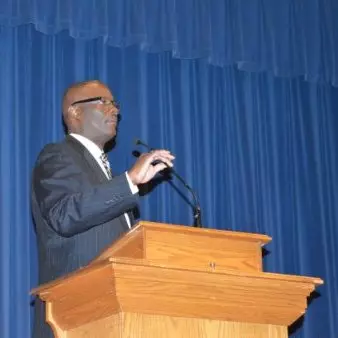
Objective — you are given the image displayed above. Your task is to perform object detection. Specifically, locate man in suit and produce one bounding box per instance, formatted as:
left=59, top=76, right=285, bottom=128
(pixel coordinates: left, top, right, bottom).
left=31, top=80, right=174, bottom=338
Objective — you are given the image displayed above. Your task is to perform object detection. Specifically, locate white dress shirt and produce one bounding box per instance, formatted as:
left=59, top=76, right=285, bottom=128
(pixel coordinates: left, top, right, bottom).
left=70, top=133, right=138, bottom=228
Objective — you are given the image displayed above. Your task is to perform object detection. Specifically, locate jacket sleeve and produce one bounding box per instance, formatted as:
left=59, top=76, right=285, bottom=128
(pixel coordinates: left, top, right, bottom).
left=32, top=144, right=139, bottom=237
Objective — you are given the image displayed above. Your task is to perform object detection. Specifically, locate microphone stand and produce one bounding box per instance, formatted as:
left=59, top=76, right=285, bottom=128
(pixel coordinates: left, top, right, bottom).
left=135, top=139, right=203, bottom=228
left=170, top=171, right=202, bottom=228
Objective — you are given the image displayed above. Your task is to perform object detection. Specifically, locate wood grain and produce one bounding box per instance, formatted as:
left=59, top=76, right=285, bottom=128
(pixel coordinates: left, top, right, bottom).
left=122, top=313, right=288, bottom=338
left=111, top=259, right=317, bottom=326
left=42, top=262, right=119, bottom=330
left=36, top=257, right=321, bottom=332
left=62, top=312, right=288, bottom=338
left=145, top=228, right=263, bottom=272
left=92, top=221, right=271, bottom=272
left=67, top=313, right=121, bottom=338
left=31, top=221, right=323, bottom=338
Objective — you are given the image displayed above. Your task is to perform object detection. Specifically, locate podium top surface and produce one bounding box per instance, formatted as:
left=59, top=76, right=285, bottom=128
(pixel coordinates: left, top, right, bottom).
left=132, top=221, right=272, bottom=243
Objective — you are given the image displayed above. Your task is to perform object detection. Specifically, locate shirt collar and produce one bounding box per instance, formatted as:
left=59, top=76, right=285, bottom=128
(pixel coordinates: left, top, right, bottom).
left=69, top=133, right=103, bottom=160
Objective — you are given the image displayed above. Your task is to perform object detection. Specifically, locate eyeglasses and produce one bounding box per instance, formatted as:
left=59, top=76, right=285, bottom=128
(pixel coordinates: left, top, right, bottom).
left=70, top=96, right=120, bottom=110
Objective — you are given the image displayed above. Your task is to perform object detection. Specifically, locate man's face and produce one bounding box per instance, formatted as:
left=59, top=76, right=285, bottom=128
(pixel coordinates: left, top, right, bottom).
left=72, top=84, right=120, bottom=146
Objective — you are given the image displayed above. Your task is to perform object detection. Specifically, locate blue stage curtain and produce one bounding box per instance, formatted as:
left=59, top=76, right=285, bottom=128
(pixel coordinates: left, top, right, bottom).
left=1, top=0, right=338, bottom=86
left=0, top=24, right=338, bottom=338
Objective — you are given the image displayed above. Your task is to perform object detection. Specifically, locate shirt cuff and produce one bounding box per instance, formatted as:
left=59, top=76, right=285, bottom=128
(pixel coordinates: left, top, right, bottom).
left=125, top=172, right=139, bottom=194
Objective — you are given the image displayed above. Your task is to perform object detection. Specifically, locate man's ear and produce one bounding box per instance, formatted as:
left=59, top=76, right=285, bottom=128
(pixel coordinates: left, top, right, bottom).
left=68, top=105, right=80, bottom=119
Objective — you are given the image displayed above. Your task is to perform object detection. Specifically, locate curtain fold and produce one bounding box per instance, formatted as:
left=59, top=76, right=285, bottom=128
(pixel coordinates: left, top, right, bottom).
left=1, top=0, right=338, bottom=86
left=0, top=24, right=337, bottom=337
left=0, top=25, right=35, bottom=338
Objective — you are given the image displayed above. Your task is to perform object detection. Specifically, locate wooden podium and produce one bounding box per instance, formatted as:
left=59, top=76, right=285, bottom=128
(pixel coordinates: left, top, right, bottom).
left=32, top=221, right=323, bottom=338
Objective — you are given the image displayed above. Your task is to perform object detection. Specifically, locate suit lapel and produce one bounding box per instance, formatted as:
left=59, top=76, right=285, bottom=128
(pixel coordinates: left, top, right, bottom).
left=64, top=135, right=108, bottom=183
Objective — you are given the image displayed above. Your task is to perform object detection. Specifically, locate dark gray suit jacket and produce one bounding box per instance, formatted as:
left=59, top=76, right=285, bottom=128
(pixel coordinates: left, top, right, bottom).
left=31, top=135, right=138, bottom=338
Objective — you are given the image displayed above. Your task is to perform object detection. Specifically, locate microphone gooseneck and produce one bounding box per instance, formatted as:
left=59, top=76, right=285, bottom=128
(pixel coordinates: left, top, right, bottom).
left=135, top=139, right=202, bottom=228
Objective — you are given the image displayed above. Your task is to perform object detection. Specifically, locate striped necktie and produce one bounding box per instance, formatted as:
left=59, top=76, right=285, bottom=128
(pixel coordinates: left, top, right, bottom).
left=100, top=153, right=112, bottom=179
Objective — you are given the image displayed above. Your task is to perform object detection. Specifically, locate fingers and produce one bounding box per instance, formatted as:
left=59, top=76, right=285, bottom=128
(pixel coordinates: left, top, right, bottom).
left=128, top=149, right=175, bottom=185
left=148, top=150, right=175, bottom=168
left=152, top=162, right=168, bottom=175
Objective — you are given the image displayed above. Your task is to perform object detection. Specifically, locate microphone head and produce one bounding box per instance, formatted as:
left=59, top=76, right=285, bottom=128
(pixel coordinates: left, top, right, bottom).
left=132, top=150, right=142, bottom=158
left=134, top=138, right=151, bottom=150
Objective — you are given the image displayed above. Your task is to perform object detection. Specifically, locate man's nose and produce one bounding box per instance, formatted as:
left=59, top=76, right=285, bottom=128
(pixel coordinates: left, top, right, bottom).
left=112, top=105, right=119, bottom=113
left=105, top=105, right=118, bottom=115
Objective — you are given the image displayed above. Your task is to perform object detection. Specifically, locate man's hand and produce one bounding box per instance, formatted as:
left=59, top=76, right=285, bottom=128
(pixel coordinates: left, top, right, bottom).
left=127, top=150, right=175, bottom=185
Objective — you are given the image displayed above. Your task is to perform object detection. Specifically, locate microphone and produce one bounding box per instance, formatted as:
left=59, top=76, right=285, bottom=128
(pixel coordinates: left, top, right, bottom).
left=135, top=139, right=153, bottom=150
left=134, top=139, right=202, bottom=228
